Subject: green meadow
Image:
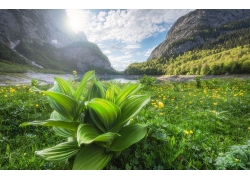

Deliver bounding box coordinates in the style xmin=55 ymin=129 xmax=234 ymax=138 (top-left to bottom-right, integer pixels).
xmin=0 ymin=76 xmax=250 ymax=170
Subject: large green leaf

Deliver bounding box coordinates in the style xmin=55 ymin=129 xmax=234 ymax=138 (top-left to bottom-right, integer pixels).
xmin=105 ymin=85 xmax=116 ymax=103
xmin=74 ymin=70 xmax=95 ymax=102
xmin=20 ymin=119 xmax=79 ymax=131
xmin=73 ymin=144 xmax=113 ymax=170
xmin=50 ymin=111 xmax=75 ymax=137
xmin=116 ymin=94 xmax=150 ymax=127
xmin=53 ymin=127 xmax=75 ymax=137
xmin=110 ymin=124 xmax=147 ymax=151
xmin=35 ymin=141 xmax=79 ymax=162
xmin=44 ymin=91 xmax=78 ymax=120
xmin=54 ymin=77 xmax=74 ymax=98
xmin=77 ymin=124 xmax=120 ymax=146
xmin=73 ymin=100 xmax=86 ymax=121
xmin=115 ymin=84 xmax=142 ymax=107
xmin=88 ymin=109 xmax=106 ymax=132
xmin=86 ymin=80 xmax=106 ymax=101
xmin=87 ymin=98 xmax=121 ymax=131
xmin=77 ymin=124 xmax=101 ymax=145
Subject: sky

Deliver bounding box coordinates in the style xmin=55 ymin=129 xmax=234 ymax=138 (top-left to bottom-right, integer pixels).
xmin=66 ymin=9 xmax=194 ymax=71
xmin=3 ymin=0 xmax=246 ymax=72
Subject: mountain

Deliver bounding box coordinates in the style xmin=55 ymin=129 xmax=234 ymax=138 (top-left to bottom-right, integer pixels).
xmin=0 ymin=9 xmax=115 ymax=74
xmin=125 ymin=9 xmax=250 ymax=75
xmin=148 ymin=9 xmax=250 ymax=60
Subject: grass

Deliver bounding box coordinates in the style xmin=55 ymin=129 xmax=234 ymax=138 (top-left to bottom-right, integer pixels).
xmin=0 ymin=78 xmax=250 ymax=170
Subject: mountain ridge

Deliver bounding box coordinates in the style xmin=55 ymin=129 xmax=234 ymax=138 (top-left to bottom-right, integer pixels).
xmin=148 ymin=9 xmax=250 ymax=60
xmin=0 ymin=9 xmax=116 ymax=74
xmin=125 ymin=9 xmax=250 ymax=75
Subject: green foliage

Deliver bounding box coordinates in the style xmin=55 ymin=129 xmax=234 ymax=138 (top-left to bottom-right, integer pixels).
xmin=138 ymin=75 xmax=156 ymax=87
xmin=31 ymin=79 xmax=40 ymax=87
xmin=1 ymin=77 xmax=250 ymax=170
xmin=195 ymin=76 xmax=202 ymax=88
xmin=126 ymin=45 xmax=250 ymax=75
xmin=20 ymin=70 xmax=150 ymax=170
xmin=215 ymin=140 xmax=250 ymax=170
xmin=0 ymin=42 xmax=28 ymax=65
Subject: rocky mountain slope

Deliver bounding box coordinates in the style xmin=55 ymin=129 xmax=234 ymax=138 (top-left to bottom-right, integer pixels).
xmin=0 ymin=9 xmax=114 ymax=74
xmin=148 ymin=9 xmax=250 ymax=60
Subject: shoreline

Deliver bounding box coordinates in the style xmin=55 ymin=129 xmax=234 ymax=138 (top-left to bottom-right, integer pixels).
xmin=0 ymin=72 xmax=249 ymax=86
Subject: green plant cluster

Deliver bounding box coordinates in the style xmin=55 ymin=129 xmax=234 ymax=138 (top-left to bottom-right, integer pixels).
xmin=215 ymin=140 xmax=250 ymax=170
xmin=20 ymin=70 xmax=150 ymax=170
xmin=138 ymin=75 xmax=156 ymax=87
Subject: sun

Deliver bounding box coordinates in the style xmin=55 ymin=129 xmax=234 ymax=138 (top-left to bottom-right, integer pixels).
xmin=66 ymin=10 xmax=85 ymax=33
xmin=69 ymin=17 xmax=82 ymax=32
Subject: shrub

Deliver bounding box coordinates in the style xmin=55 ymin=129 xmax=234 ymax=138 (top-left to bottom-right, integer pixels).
xmin=20 ymin=70 xmax=150 ymax=170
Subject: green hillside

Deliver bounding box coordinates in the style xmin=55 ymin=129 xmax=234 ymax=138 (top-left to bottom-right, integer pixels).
xmin=125 ymin=27 xmax=250 ymax=75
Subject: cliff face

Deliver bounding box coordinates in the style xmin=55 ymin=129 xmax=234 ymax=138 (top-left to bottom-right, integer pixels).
xmin=0 ymin=9 xmax=114 ymax=73
xmin=148 ymin=9 xmax=250 ymax=60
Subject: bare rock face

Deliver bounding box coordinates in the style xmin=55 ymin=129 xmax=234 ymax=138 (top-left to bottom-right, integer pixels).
xmin=0 ymin=9 xmax=87 ymax=47
xmin=148 ymin=9 xmax=250 ymax=60
xmin=0 ymin=9 xmax=114 ymax=73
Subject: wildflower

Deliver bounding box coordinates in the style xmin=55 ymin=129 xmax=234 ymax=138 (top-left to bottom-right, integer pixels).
xmin=214 ymin=102 xmax=217 ymax=106
xmin=189 ymin=130 xmax=193 ymax=134
xmin=158 ymin=102 xmax=164 ymax=108
xmin=159 ymin=113 xmax=164 ymax=116
xmin=248 ymin=127 xmax=250 ymax=130
xmin=4 ymin=95 xmax=7 ymax=98
xmin=184 ymin=130 xmax=189 ymax=135
xmin=212 ymin=110 xmax=216 ymax=114
xmin=36 ymin=104 xmax=39 ymax=107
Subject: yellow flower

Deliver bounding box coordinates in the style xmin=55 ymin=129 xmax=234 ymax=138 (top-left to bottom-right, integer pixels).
xmin=158 ymin=102 xmax=164 ymax=108
xmin=189 ymin=130 xmax=193 ymax=134
xmin=36 ymin=104 xmax=39 ymax=107
xmin=184 ymin=130 xmax=189 ymax=135
xmin=213 ymin=102 xmax=217 ymax=106
xmin=73 ymin=70 xmax=77 ymax=75
xmin=4 ymin=95 xmax=7 ymax=98
xmin=248 ymin=127 xmax=250 ymax=130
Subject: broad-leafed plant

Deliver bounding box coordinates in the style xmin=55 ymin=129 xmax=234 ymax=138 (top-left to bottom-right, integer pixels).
xmin=20 ymin=70 xmax=150 ymax=170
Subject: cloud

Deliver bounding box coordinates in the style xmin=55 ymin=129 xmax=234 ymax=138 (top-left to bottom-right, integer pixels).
xmin=107 ymin=54 xmax=135 ymax=71
xmin=66 ymin=9 xmax=194 ymax=43
xmin=103 ymin=50 xmax=112 ymax=54
xmin=144 ymin=46 xmax=157 ymax=57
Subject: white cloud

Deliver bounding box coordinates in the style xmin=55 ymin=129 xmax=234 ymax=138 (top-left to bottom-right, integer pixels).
xmin=144 ymin=46 xmax=157 ymax=57
xmin=124 ymin=44 xmax=141 ymax=49
xmin=103 ymin=50 xmax=112 ymax=54
xmin=108 ymin=54 xmax=135 ymax=71
xmin=66 ymin=9 xmax=194 ymax=43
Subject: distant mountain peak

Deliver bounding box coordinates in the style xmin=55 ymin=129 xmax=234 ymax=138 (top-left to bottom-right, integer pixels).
xmin=148 ymin=9 xmax=250 ymax=60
